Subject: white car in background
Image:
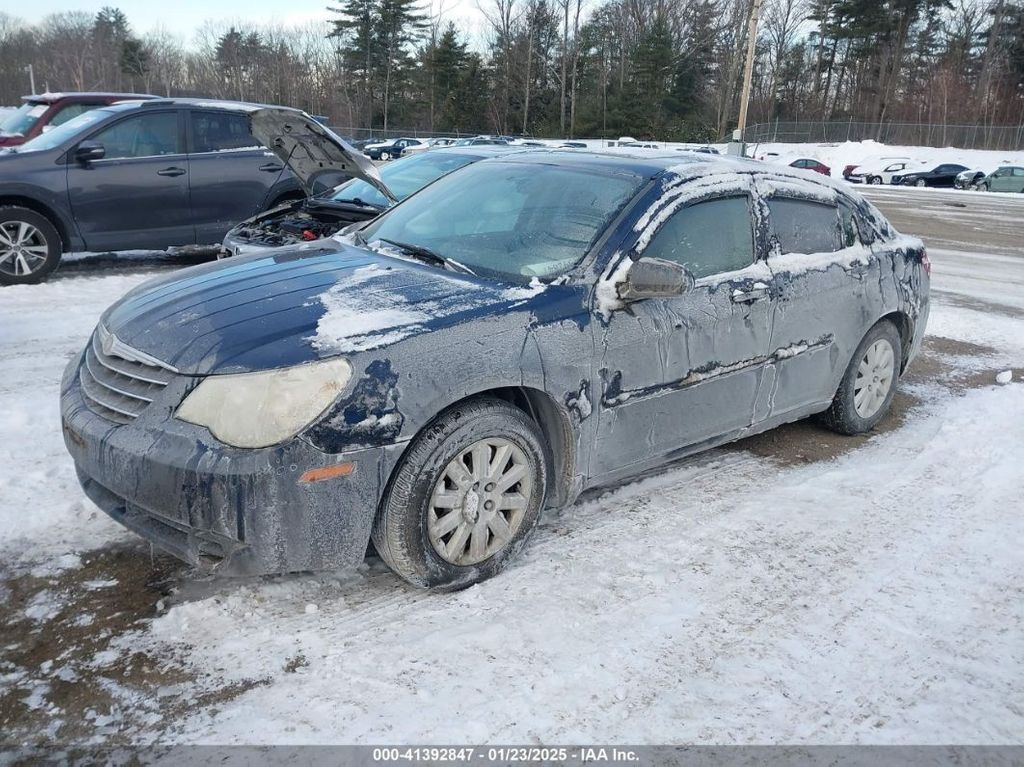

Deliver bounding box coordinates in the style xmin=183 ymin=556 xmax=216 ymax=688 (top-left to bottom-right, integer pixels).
xmin=403 ymin=137 xmax=456 ymax=155
xmin=847 ymin=158 xmax=915 ymax=185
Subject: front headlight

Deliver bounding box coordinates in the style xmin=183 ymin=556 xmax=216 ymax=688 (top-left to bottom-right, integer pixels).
xmin=176 ymin=358 xmax=352 ymax=448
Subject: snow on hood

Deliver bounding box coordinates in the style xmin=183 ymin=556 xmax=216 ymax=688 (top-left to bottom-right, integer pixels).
xmin=249 ymin=108 xmax=396 ymax=202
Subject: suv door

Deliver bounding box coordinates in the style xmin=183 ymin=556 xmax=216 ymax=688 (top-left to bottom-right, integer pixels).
xmin=186 ymin=109 xmax=289 ymax=244
xmin=591 ymin=180 xmax=775 ymax=479
xmin=756 ymin=179 xmax=877 ymax=419
xmin=67 ymin=108 xmax=194 ymax=251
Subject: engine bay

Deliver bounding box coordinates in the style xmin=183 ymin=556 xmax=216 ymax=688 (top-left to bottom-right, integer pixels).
xmin=230 ymin=209 xmax=346 ymax=248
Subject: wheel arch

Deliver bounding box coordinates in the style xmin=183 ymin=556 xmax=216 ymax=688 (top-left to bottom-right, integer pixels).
xmin=878 ymin=310 xmax=914 ymax=372
xmin=0 ymin=195 xmax=71 ymax=251
xmin=399 ymin=386 xmax=579 ymax=511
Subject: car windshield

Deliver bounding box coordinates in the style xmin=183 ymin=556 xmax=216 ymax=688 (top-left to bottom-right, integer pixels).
xmin=325 ymin=151 xmax=479 ymax=209
xmin=359 ymin=161 xmax=643 ymax=281
xmin=16 ymin=109 xmax=112 ymax=152
xmin=0 ymin=102 xmax=48 ymax=137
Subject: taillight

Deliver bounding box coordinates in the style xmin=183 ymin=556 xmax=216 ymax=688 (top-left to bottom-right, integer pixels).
xmin=921 ymin=249 xmax=931 ymax=276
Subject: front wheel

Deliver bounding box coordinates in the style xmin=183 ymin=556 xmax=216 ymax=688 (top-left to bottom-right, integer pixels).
xmin=372 ymin=397 xmax=548 ymax=590
xmin=0 ymin=206 xmax=62 ymax=285
xmin=820 ymin=321 xmax=902 ymax=436
xmin=915 ymin=178 xmax=927 ymax=188
xmin=380 ymin=151 xmax=390 ymax=161
xmin=870 ymin=176 xmax=882 ymax=185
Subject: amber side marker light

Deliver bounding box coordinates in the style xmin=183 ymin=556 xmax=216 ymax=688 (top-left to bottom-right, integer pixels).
xmin=300 ymin=462 xmax=356 ymax=483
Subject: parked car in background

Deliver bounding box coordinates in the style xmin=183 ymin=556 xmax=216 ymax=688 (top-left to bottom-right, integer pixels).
xmin=222 ymin=143 xmax=524 ymax=256
xmin=954 ymin=168 xmax=986 ymax=189
xmin=979 ymin=166 xmax=1024 ymax=193
xmin=789 ymin=158 xmax=831 ymax=175
xmin=451 ymin=136 xmax=509 ymax=147
xmin=363 ymin=137 xmax=424 ymax=160
xmin=848 ymin=159 xmax=914 ymax=185
xmin=559 ymin=141 xmax=588 ymax=149
xmin=892 ymin=163 xmax=969 ymax=187
xmin=0 ymin=99 xmax=375 ymax=284
xmin=0 ymin=92 xmax=156 ymax=148
xmin=61 ymin=150 xmax=928 ymax=590
xmin=402 ymin=137 xmax=456 ymax=155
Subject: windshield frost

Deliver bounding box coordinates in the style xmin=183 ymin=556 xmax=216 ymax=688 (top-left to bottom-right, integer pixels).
xmin=359 ymin=161 xmax=642 ymax=281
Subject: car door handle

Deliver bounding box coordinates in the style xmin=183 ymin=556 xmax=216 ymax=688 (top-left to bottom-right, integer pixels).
xmin=259 ymin=163 xmax=284 ymax=172
xmin=156 ymin=167 xmax=186 ymax=177
xmin=731 ymin=283 xmax=770 ymax=304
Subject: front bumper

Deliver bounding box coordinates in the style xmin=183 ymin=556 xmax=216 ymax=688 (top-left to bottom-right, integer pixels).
xmin=60 ymin=350 xmax=406 ymax=576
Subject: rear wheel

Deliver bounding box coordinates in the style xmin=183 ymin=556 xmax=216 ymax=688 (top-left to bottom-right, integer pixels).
xmin=372 ymin=397 xmax=547 ymax=590
xmin=820 ymin=321 xmax=902 ymax=436
xmin=0 ymin=206 xmax=62 ymax=286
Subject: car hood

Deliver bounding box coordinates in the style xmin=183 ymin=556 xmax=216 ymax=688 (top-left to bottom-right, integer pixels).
xmin=249 ymin=108 xmax=396 ymax=202
xmin=99 ymin=244 xmax=553 ymax=376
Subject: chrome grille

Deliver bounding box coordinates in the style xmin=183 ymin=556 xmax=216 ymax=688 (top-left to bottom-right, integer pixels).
xmin=80 ymin=330 xmax=175 ymax=424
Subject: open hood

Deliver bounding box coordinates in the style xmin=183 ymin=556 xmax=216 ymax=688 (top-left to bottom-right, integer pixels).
xmin=250 ymin=108 xmax=396 ymax=202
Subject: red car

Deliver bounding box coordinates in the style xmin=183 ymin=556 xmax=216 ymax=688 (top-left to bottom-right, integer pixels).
xmin=790 ymin=158 xmax=831 ymax=176
xmin=0 ymin=92 xmax=156 ymax=148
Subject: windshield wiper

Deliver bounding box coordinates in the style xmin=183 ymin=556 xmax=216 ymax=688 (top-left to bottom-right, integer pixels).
xmin=374 ymin=237 xmax=475 ymax=275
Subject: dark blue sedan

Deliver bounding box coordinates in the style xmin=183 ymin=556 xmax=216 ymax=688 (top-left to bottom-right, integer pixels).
xmin=60 ymin=150 xmax=930 ymax=590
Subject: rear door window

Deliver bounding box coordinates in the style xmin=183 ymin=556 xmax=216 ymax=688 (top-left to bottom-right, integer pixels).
xmin=642 ymin=196 xmax=755 ymax=278
xmin=190 ymin=111 xmax=259 ymax=153
xmin=768 ymin=198 xmax=844 ymax=254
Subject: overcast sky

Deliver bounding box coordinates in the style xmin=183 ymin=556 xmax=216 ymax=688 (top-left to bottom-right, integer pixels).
xmin=12 ymin=1 xmax=493 ymax=49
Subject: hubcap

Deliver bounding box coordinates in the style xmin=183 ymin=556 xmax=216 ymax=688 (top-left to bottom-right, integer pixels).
xmin=427 ymin=438 xmax=533 ymax=566
xmin=853 ymin=339 xmax=895 ymax=419
xmin=0 ymin=221 xmax=48 ymax=277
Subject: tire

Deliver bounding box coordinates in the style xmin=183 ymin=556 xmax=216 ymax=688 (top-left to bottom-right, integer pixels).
xmin=380 ymin=151 xmax=390 ymax=161
xmin=869 ymin=176 xmax=882 ymax=185
xmin=0 ymin=206 xmax=62 ymax=286
xmin=372 ymin=396 xmax=548 ymax=590
xmin=915 ymin=178 xmax=927 ymax=187
xmin=820 ymin=320 xmax=902 ymax=436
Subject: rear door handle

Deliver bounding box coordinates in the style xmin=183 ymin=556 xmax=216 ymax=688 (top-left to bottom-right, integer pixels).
xmin=259 ymin=163 xmax=284 ymax=172
xmin=157 ymin=167 xmax=186 ymax=177
xmin=731 ymin=282 xmax=771 ymax=304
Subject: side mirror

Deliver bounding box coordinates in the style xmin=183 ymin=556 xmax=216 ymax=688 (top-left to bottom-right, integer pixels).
xmin=618 ymin=256 xmax=694 ymax=302
xmin=74 ymin=141 xmax=105 ymax=164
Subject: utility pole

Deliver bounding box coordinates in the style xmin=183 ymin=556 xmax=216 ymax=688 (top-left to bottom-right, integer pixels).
xmin=25 ymin=64 xmax=36 ymax=95
xmin=736 ymin=0 xmax=764 ymax=142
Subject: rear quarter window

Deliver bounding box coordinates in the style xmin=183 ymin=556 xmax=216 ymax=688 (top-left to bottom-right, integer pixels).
xmin=768 ymin=198 xmax=844 ymax=254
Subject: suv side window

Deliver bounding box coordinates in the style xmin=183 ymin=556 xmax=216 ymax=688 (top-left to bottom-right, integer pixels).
xmin=642 ymin=196 xmax=755 ymax=279
xmin=191 ymin=111 xmax=258 ymax=153
xmin=769 ymin=198 xmax=845 ymax=254
xmin=91 ymin=112 xmax=181 ymax=159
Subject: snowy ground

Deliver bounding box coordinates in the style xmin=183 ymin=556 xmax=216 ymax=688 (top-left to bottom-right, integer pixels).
xmin=1 ymin=191 xmax=1022 ymax=746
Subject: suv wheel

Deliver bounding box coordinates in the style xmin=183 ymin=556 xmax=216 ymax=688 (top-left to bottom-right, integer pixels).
xmin=372 ymin=397 xmax=548 ymax=590
xmin=0 ymin=206 xmax=62 ymax=285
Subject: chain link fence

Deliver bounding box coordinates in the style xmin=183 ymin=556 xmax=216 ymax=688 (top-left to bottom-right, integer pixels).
xmin=742 ymin=120 xmax=1024 ymax=151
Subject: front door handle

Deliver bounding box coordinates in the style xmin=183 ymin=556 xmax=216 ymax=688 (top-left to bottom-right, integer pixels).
xmin=157 ymin=167 xmax=186 ymax=177
xmin=731 ymin=282 xmax=770 ymax=304
xmin=259 ymin=163 xmax=284 ymax=172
